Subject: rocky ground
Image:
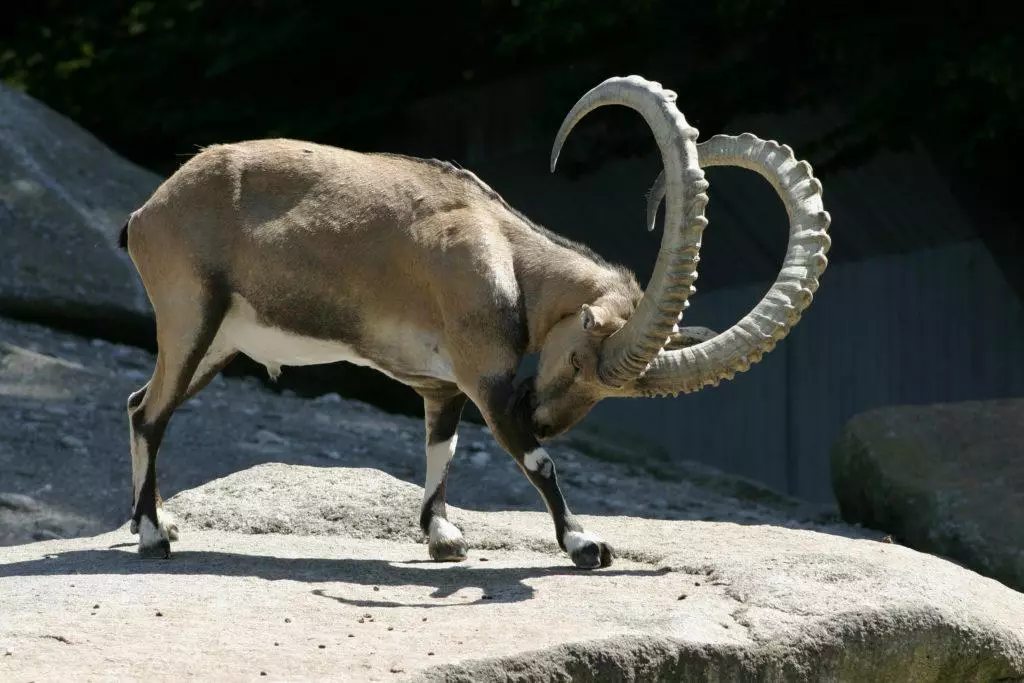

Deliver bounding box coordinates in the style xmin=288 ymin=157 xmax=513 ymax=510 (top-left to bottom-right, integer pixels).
xmin=0 ymin=314 xmax=845 ymax=550
xmin=2 ymin=464 xmax=1023 ymax=682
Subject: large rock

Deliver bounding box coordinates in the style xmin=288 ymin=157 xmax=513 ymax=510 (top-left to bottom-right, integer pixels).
xmin=831 ymin=400 xmax=1024 ymax=594
xmin=0 ymin=83 xmax=159 ymax=329
xmin=1 ymin=463 xmax=1023 ymax=682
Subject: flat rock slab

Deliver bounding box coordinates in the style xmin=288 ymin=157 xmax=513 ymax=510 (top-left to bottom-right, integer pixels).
xmin=3 ymin=465 xmax=1023 ymax=682
xmin=0 ymin=83 xmax=159 ymax=322
xmin=831 ymin=399 xmax=1024 ymax=593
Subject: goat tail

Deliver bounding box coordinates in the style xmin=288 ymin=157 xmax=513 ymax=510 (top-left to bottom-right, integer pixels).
xmin=117 ymin=216 xmax=131 ymax=251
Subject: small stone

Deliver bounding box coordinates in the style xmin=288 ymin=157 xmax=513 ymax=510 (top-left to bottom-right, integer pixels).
xmin=694 ymin=582 xmax=701 ymax=587
xmin=469 ymin=452 xmax=491 ymax=468
xmin=363 ymin=613 xmax=371 ymax=619
xmin=284 ymin=618 xmax=292 ymax=623
xmin=155 ymin=611 xmax=163 ymax=617
xmin=358 ymin=618 xmax=365 ymax=623
xmin=59 ymin=435 xmax=85 ymax=449
xmin=422 ymin=617 xmax=427 ymax=622
xmin=373 ymin=586 xmax=380 ymax=591
xmin=254 ymin=429 xmax=288 ymax=445
xmin=479 ymin=557 xmax=489 ymax=562
xmin=260 ymin=673 xmax=267 ymax=677
xmin=348 ymin=634 xmax=354 ymax=638
xmin=93 ymin=604 xmax=99 ymax=609
xmin=428 ymin=651 xmax=435 ymax=656
xmin=390 ymin=667 xmax=404 ymax=674
xmin=678 ymin=594 xmax=687 ymax=600
xmin=387 ymin=627 xmax=394 ymax=631
xmin=274 ymin=642 xmax=279 ymax=647
xmin=318 ymin=644 xmax=326 ymax=649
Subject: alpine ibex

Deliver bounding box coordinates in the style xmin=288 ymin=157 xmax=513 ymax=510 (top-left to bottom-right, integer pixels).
xmin=118 ymin=75 xmax=830 ymax=568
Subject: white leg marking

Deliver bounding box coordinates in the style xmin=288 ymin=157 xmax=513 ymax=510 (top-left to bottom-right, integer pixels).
xmin=424 ymin=434 xmax=458 ymax=502
xmin=137 ymin=508 xmax=178 ymax=547
xmin=564 ymin=530 xmax=605 ymax=554
xmin=137 ymin=516 xmax=165 ymax=548
xmin=524 ymin=448 xmax=553 ymax=476
xmin=429 ymin=517 xmax=464 ymax=546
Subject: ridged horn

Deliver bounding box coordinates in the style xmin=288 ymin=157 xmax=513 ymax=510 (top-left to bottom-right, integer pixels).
xmin=622 ymin=133 xmax=831 ymax=397
xmin=551 ymin=75 xmax=709 ymax=387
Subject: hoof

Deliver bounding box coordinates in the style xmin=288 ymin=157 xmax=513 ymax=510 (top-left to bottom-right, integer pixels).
xmin=135 ymin=512 xmax=177 ymax=559
xmin=429 ymin=537 xmax=469 ymax=562
xmin=565 ymin=531 xmax=615 ymax=569
xmin=427 ymin=517 xmax=468 ymax=562
xmin=138 ymin=537 xmax=171 ymax=559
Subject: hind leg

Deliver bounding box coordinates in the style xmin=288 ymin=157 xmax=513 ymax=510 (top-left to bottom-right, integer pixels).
xmin=419 ymin=386 xmax=469 ymax=561
xmin=127 ymin=341 xmax=237 ymax=539
xmin=128 ymin=289 xmax=231 ymax=558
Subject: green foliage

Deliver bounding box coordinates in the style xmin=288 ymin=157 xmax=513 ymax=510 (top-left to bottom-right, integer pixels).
xmin=0 ymin=0 xmax=1016 ymax=178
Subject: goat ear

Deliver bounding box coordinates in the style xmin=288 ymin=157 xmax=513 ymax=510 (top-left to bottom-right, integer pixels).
xmin=580 ymin=304 xmax=618 ymax=334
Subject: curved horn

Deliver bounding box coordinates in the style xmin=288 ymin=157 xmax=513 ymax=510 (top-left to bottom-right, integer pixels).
xmin=623 ymin=133 xmax=831 ymax=397
xmin=551 ymin=76 xmax=709 ymax=387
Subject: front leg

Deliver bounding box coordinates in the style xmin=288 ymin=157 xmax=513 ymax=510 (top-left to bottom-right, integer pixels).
xmin=477 ymin=374 xmax=614 ymax=569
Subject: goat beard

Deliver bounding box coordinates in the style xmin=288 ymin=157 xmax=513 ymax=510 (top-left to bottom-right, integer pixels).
xmin=508 ymin=376 xmax=537 ymax=431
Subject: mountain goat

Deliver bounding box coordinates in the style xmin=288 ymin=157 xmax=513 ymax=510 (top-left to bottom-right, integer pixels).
xmin=118 ymin=75 xmax=831 ymax=568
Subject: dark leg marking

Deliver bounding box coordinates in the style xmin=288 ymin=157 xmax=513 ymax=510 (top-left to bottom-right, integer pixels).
xmin=129 ymin=283 xmax=230 ymax=558
xmin=479 ymin=374 xmax=613 ymax=569
xmin=419 ymin=390 xmax=469 ymax=561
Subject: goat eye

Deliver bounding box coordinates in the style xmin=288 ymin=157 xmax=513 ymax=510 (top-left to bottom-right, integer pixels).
xmin=570 ymin=352 xmax=581 ymax=373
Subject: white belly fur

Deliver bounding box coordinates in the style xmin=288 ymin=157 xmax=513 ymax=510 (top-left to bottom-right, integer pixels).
xmin=218 ymin=295 xmax=456 ymax=383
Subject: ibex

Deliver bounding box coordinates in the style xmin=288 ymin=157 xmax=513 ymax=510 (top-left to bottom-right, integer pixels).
xmin=118 ymin=76 xmax=830 ymax=568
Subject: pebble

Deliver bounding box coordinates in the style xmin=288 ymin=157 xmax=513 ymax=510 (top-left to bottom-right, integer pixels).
xmin=254 ymin=429 xmax=288 ymax=446
xmin=315 ymin=393 xmax=342 ymax=404
xmin=469 ymin=452 xmax=491 ymax=468
xmin=59 ymin=435 xmax=85 ymax=450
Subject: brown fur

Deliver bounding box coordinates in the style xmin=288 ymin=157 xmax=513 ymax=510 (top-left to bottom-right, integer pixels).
xmin=119 ymin=137 xmax=714 ymax=567
xmin=125 ymin=139 xmax=642 ymax=427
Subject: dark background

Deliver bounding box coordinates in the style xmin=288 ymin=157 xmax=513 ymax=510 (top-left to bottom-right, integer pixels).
xmin=3 ymin=2 xmax=1016 ymax=199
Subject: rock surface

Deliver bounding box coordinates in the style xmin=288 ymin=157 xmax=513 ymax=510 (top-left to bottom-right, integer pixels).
xmin=0 ymin=82 xmax=159 ymax=326
xmin=831 ymin=400 xmax=1024 ymax=593
xmin=0 ymin=313 xmax=837 ymax=549
xmin=2 ymin=464 xmax=1023 ymax=682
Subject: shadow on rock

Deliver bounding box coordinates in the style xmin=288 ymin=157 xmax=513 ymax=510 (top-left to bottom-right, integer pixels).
xmin=0 ymin=544 xmax=671 ymax=606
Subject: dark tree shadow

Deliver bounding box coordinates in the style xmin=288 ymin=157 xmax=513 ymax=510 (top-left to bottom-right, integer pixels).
xmin=0 ymin=543 xmax=671 ymax=607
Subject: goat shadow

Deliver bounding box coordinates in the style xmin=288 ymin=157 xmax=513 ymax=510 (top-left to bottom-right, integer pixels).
xmin=0 ymin=542 xmax=672 ymax=607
